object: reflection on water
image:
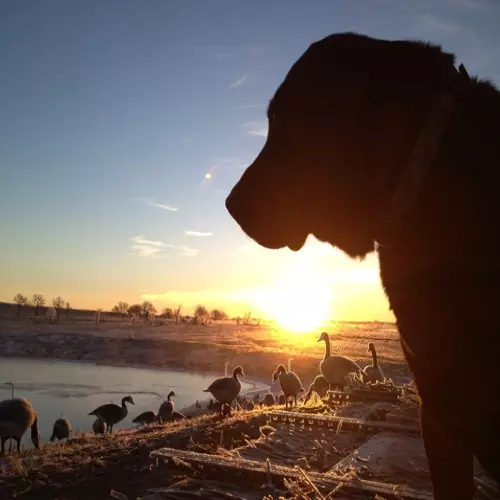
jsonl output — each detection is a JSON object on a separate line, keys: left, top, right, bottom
{"left": 0, "top": 357, "right": 256, "bottom": 445}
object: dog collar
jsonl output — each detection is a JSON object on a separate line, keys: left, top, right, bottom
{"left": 377, "top": 63, "right": 471, "bottom": 248}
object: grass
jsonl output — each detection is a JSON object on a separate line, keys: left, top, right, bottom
{"left": 0, "top": 316, "right": 409, "bottom": 386}
{"left": 0, "top": 315, "right": 413, "bottom": 499}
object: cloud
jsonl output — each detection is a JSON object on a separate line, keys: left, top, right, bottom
{"left": 130, "top": 235, "right": 172, "bottom": 257}
{"left": 131, "top": 236, "right": 169, "bottom": 248}
{"left": 130, "top": 236, "right": 197, "bottom": 258}
{"left": 418, "top": 14, "right": 461, "bottom": 34}
{"left": 187, "top": 44, "right": 269, "bottom": 61}
{"left": 229, "top": 74, "right": 248, "bottom": 88}
{"left": 149, "top": 203, "right": 179, "bottom": 212}
{"left": 447, "top": 0, "right": 491, "bottom": 10}
{"left": 178, "top": 246, "right": 199, "bottom": 257}
{"left": 140, "top": 287, "right": 268, "bottom": 315}
{"left": 237, "top": 103, "right": 265, "bottom": 109}
{"left": 185, "top": 230, "right": 212, "bottom": 237}
{"left": 244, "top": 120, "right": 268, "bottom": 137}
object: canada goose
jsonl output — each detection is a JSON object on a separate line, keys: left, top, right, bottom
{"left": 244, "top": 400, "right": 255, "bottom": 411}
{"left": 277, "top": 393, "right": 286, "bottom": 405}
{"left": 88, "top": 395, "right": 134, "bottom": 434}
{"left": 50, "top": 417, "right": 71, "bottom": 442}
{"left": 317, "top": 332, "right": 363, "bottom": 391}
{"left": 253, "top": 393, "right": 260, "bottom": 403}
{"left": 363, "top": 342, "right": 385, "bottom": 383}
{"left": 93, "top": 418, "right": 105, "bottom": 434}
{"left": 195, "top": 400, "right": 202, "bottom": 409}
{"left": 273, "top": 364, "right": 305, "bottom": 409}
{"left": 208, "top": 398, "right": 221, "bottom": 414}
{"left": 0, "top": 398, "right": 40, "bottom": 454}
{"left": 263, "top": 392, "right": 275, "bottom": 407}
{"left": 203, "top": 366, "right": 244, "bottom": 417}
{"left": 221, "top": 403, "right": 231, "bottom": 418}
{"left": 304, "top": 375, "right": 330, "bottom": 403}
{"left": 158, "top": 391, "right": 176, "bottom": 423}
{"left": 132, "top": 411, "right": 158, "bottom": 425}
{"left": 172, "top": 411, "right": 187, "bottom": 420}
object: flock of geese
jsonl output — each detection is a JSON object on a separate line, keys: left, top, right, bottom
{"left": 0, "top": 332, "right": 384, "bottom": 455}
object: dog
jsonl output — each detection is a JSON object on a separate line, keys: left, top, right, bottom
{"left": 226, "top": 32, "right": 500, "bottom": 500}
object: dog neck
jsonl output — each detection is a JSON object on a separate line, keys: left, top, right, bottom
{"left": 377, "top": 64, "right": 471, "bottom": 248}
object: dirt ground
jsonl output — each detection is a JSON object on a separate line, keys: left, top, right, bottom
{"left": 0, "top": 315, "right": 410, "bottom": 386}
{"left": 0, "top": 315, "right": 415, "bottom": 499}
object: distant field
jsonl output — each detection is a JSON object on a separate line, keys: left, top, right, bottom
{"left": 0, "top": 306, "right": 408, "bottom": 386}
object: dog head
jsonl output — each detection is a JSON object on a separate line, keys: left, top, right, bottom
{"left": 226, "top": 32, "right": 455, "bottom": 257}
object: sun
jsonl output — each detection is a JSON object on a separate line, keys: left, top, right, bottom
{"left": 258, "top": 264, "right": 333, "bottom": 334}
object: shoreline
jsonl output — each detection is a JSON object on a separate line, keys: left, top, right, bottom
{"left": 0, "top": 354, "right": 272, "bottom": 416}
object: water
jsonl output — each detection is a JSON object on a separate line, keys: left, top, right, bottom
{"left": 0, "top": 357, "right": 260, "bottom": 444}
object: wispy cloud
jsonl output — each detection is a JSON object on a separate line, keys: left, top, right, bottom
{"left": 185, "top": 230, "right": 212, "bottom": 237}
{"left": 187, "top": 44, "right": 269, "bottom": 61}
{"left": 244, "top": 120, "right": 268, "bottom": 137}
{"left": 237, "top": 103, "right": 265, "bottom": 109}
{"left": 149, "top": 203, "right": 179, "bottom": 212}
{"left": 130, "top": 236, "right": 198, "bottom": 258}
{"left": 132, "top": 236, "right": 168, "bottom": 248}
{"left": 130, "top": 235, "right": 172, "bottom": 258}
{"left": 418, "top": 13, "right": 461, "bottom": 34}
{"left": 179, "top": 246, "right": 199, "bottom": 257}
{"left": 229, "top": 74, "right": 248, "bottom": 88}
{"left": 447, "top": 0, "right": 491, "bottom": 10}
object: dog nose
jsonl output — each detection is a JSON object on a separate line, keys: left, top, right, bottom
{"left": 225, "top": 187, "right": 246, "bottom": 222}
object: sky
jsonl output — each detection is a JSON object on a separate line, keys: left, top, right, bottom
{"left": 1, "top": 0, "right": 499, "bottom": 322}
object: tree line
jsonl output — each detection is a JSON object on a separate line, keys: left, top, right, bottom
{"left": 111, "top": 301, "right": 228, "bottom": 323}
{"left": 11, "top": 294, "right": 234, "bottom": 324}
{"left": 12, "top": 293, "right": 70, "bottom": 317}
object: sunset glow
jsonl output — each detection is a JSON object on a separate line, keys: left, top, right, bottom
{"left": 256, "top": 262, "right": 334, "bottom": 333}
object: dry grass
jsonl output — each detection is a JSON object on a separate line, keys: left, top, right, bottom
{"left": 0, "top": 409, "right": 273, "bottom": 499}
{"left": 0, "top": 316, "right": 409, "bottom": 386}
{"left": 0, "top": 315, "right": 413, "bottom": 499}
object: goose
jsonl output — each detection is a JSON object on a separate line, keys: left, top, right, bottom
{"left": 363, "top": 342, "right": 385, "bottom": 383}
{"left": 304, "top": 375, "right": 330, "bottom": 403}
{"left": 244, "top": 400, "right": 255, "bottom": 411}
{"left": 132, "top": 411, "right": 158, "bottom": 425}
{"left": 158, "top": 391, "right": 176, "bottom": 423}
{"left": 317, "top": 332, "right": 363, "bottom": 392}
{"left": 92, "top": 418, "right": 106, "bottom": 434}
{"left": 195, "top": 400, "right": 202, "bottom": 409}
{"left": 203, "top": 366, "right": 244, "bottom": 417}
{"left": 172, "top": 411, "right": 187, "bottom": 420}
{"left": 50, "top": 417, "right": 71, "bottom": 442}
{"left": 263, "top": 392, "right": 275, "bottom": 407}
{"left": 208, "top": 398, "right": 222, "bottom": 414}
{"left": 88, "top": 395, "right": 134, "bottom": 434}
{"left": 277, "top": 393, "right": 286, "bottom": 405}
{"left": 221, "top": 403, "right": 231, "bottom": 418}
{"left": 0, "top": 398, "right": 40, "bottom": 454}
{"left": 272, "top": 364, "right": 305, "bottom": 409}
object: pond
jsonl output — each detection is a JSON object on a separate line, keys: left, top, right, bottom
{"left": 0, "top": 357, "right": 262, "bottom": 445}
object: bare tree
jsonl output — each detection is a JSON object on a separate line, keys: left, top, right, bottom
{"left": 112, "top": 301, "right": 129, "bottom": 317}
{"left": 32, "top": 294, "right": 45, "bottom": 316}
{"left": 211, "top": 309, "right": 228, "bottom": 321}
{"left": 194, "top": 304, "right": 208, "bottom": 318}
{"left": 141, "top": 301, "right": 156, "bottom": 316}
{"left": 242, "top": 311, "right": 252, "bottom": 325}
{"left": 52, "top": 296, "right": 65, "bottom": 318}
{"left": 13, "top": 293, "right": 28, "bottom": 316}
{"left": 128, "top": 304, "right": 142, "bottom": 315}
{"left": 162, "top": 307, "right": 174, "bottom": 319}
{"left": 174, "top": 304, "right": 182, "bottom": 325}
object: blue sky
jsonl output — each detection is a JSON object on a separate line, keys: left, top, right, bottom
{"left": 1, "top": 0, "right": 499, "bottom": 319}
